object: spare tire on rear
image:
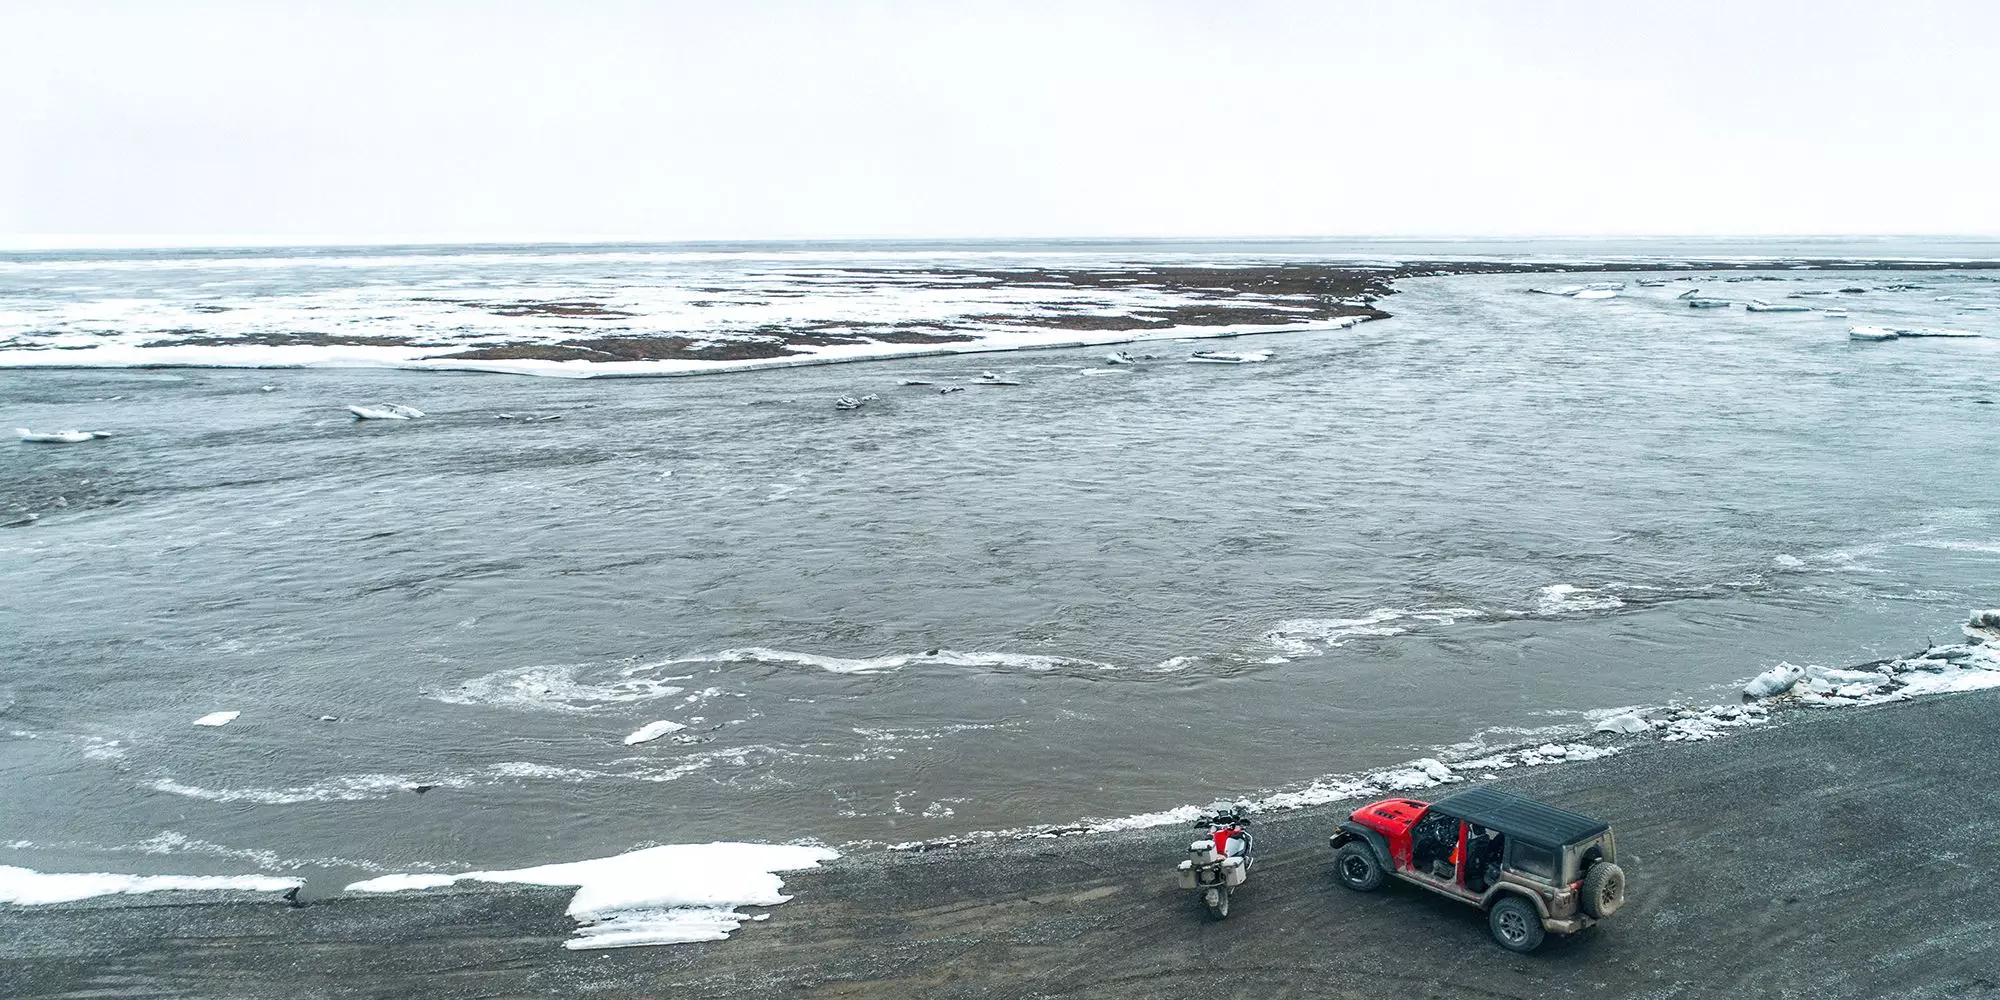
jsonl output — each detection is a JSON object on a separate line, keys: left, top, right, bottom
{"left": 1581, "top": 861, "right": 1626, "bottom": 918}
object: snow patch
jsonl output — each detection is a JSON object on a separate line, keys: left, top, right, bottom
{"left": 0, "top": 865, "right": 301, "bottom": 905}
{"left": 344, "top": 842, "right": 837, "bottom": 950}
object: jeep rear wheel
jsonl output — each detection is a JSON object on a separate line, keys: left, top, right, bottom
{"left": 1334, "top": 842, "right": 1385, "bottom": 892}
{"left": 1488, "top": 896, "right": 1545, "bottom": 953}
{"left": 1581, "top": 861, "right": 1626, "bottom": 918}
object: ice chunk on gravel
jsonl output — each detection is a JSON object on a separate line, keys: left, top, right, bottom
{"left": 1743, "top": 665, "right": 1806, "bottom": 698}
{"left": 1594, "top": 713, "right": 1651, "bottom": 734}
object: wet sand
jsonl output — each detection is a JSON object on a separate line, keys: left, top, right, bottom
{"left": 8, "top": 689, "right": 1999, "bottom": 999}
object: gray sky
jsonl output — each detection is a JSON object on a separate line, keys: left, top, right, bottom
{"left": 3, "top": 0, "right": 1997, "bottom": 244}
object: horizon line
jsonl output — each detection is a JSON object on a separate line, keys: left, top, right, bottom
{"left": 5, "top": 233, "right": 2000, "bottom": 253}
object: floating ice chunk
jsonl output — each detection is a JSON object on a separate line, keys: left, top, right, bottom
{"left": 192, "top": 710, "right": 240, "bottom": 727}
{"left": 1849, "top": 326, "right": 1899, "bottom": 341}
{"left": 898, "top": 379, "right": 934, "bottom": 386}
{"left": 1743, "top": 664, "right": 1806, "bottom": 698}
{"left": 1773, "top": 554, "right": 1805, "bottom": 568}
{"left": 1969, "top": 609, "right": 2000, "bottom": 632}
{"left": 1594, "top": 713, "right": 1651, "bottom": 734}
{"left": 1687, "top": 298, "right": 1732, "bottom": 308}
{"left": 1188, "top": 350, "right": 1272, "bottom": 364}
{"left": 622, "top": 720, "right": 688, "bottom": 745}
{"left": 833, "top": 395, "right": 862, "bottom": 410}
{"left": 348, "top": 403, "right": 424, "bottom": 420}
{"left": 1745, "top": 300, "right": 1812, "bottom": 312}
{"left": 1104, "top": 351, "right": 1135, "bottom": 364}
{"left": 0, "top": 866, "right": 303, "bottom": 905}
{"left": 16, "top": 428, "right": 110, "bottom": 443}
{"left": 1895, "top": 327, "right": 1979, "bottom": 338}
{"left": 345, "top": 873, "right": 459, "bottom": 893}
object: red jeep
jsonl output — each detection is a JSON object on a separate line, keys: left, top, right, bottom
{"left": 1328, "top": 785, "right": 1626, "bottom": 952}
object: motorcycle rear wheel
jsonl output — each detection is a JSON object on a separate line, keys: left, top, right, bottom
{"left": 1203, "top": 885, "right": 1230, "bottom": 920}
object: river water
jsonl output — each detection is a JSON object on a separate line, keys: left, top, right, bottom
{"left": 2, "top": 241, "right": 1996, "bottom": 890}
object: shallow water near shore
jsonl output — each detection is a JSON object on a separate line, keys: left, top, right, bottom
{"left": 3, "top": 245, "right": 1998, "bottom": 892}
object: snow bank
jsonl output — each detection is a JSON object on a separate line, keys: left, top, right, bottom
{"left": 0, "top": 865, "right": 301, "bottom": 905}
{"left": 344, "top": 842, "right": 838, "bottom": 950}
{"left": 192, "top": 710, "right": 240, "bottom": 727}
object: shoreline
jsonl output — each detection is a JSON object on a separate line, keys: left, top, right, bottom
{"left": 3, "top": 257, "right": 1994, "bottom": 379}
{"left": 8, "top": 686, "right": 1998, "bottom": 998}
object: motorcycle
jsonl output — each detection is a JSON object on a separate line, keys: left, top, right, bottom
{"left": 1176, "top": 802, "right": 1254, "bottom": 919}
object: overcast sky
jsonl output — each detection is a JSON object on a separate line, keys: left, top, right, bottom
{"left": 3, "top": 0, "right": 1997, "bottom": 244}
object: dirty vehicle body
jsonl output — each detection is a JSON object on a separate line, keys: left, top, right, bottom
{"left": 1328, "top": 786, "right": 1626, "bottom": 952}
{"left": 1176, "top": 802, "right": 1254, "bottom": 920}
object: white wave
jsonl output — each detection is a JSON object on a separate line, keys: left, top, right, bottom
{"left": 1904, "top": 539, "right": 2000, "bottom": 555}
{"left": 678, "top": 647, "right": 1114, "bottom": 674}
{"left": 0, "top": 865, "right": 301, "bottom": 905}
{"left": 430, "top": 662, "right": 690, "bottom": 712}
{"left": 1261, "top": 607, "right": 1481, "bottom": 656}
{"left": 1535, "top": 584, "right": 1625, "bottom": 614}
{"left": 147, "top": 773, "right": 468, "bottom": 804}
{"left": 343, "top": 842, "right": 837, "bottom": 950}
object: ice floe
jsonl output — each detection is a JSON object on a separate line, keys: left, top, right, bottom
{"left": 347, "top": 403, "right": 424, "bottom": 420}
{"left": 1188, "top": 349, "right": 1272, "bottom": 364}
{"left": 622, "top": 719, "right": 688, "bottom": 745}
{"left": 16, "top": 428, "right": 111, "bottom": 443}
{"left": 1745, "top": 300, "right": 1812, "bottom": 312}
{"left": 342, "top": 842, "right": 837, "bottom": 950}
{"left": 192, "top": 710, "right": 240, "bottom": 727}
{"left": 0, "top": 865, "right": 302, "bottom": 905}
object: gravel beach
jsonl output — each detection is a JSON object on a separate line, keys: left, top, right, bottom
{"left": 8, "top": 688, "right": 1998, "bottom": 999}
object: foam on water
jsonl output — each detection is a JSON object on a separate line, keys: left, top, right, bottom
{"left": 1535, "top": 584, "right": 1626, "bottom": 614}
{"left": 430, "top": 663, "right": 690, "bottom": 712}
{"left": 1261, "top": 607, "right": 1483, "bottom": 656}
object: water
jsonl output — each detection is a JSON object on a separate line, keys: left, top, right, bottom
{"left": 3, "top": 241, "right": 1997, "bottom": 890}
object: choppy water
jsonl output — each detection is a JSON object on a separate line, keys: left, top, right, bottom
{"left": 3, "top": 241, "right": 1997, "bottom": 891}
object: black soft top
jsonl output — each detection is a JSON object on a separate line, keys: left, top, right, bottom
{"left": 1430, "top": 786, "right": 1609, "bottom": 848}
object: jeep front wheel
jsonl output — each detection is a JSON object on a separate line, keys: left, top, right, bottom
{"left": 1581, "top": 861, "right": 1626, "bottom": 918}
{"left": 1333, "top": 842, "right": 1385, "bottom": 891}
{"left": 1488, "top": 896, "right": 1546, "bottom": 953}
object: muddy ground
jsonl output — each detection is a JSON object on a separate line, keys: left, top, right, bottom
{"left": 7, "top": 689, "right": 2000, "bottom": 999}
